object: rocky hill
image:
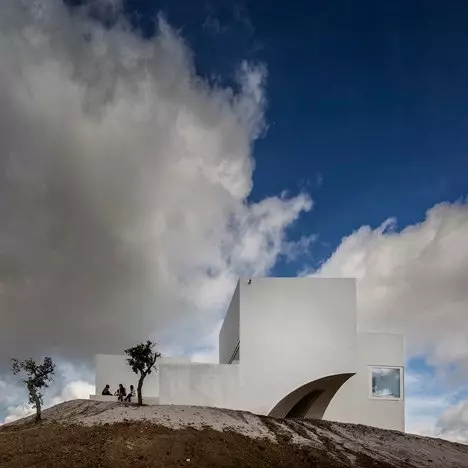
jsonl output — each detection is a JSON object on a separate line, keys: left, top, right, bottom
{"left": 1, "top": 399, "right": 467, "bottom": 467}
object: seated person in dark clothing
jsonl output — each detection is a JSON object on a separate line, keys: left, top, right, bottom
{"left": 101, "top": 384, "right": 112, "bottom": 396}
{"left": 124, "top": 385, "right": 135, "bottom": 402}
{"left": 115, "top": 383, "right": 126, "bottom": 401}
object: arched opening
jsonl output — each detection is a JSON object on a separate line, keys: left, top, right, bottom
{"left": 268, "top": 373, "right": 354, "bottom": 419}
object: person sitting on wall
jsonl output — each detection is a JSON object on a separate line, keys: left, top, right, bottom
{"left": 101, "top": 384, "right": 112, "bottom": 396}
{"left": 124, "top": 385, "right": 135, "bottom": 403}
{"left": 115, "top": 383, "right": 126, "bottom": 402}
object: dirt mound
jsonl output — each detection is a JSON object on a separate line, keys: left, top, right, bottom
{"left": 1, "top": 400, "right": 467, "bottom": 468}
{"left": 0, "top": 422, "right": 329, "bottom": 468}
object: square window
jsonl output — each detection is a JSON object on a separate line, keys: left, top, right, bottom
{"left": 369, "top": 366, "right": 403, "bottom": 400}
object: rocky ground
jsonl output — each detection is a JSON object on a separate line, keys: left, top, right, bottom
{"left": 0, "top": 399, "right": 467, "bottom": 467}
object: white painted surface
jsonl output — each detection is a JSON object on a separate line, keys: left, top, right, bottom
{"left": 94, "top": 354, "right": 190, "bottom": 399}
{"left": 89, "top": 394, "right": 159, "bottom": 405}
{"left": 92, "top": 277, "right": 405, "bottom": 432}
{"left": 219, "top": 282, "right": 239, "bottom": 364}
{"left": 238, "top": 277, "right": 358, "bottom": 415}
{"left": 324, "top": 333, "right": 405, "bottom": 431}
{"left": 159, "top": 363, "right": 241, "bottom": 409}
{"left": 95, "top": 354, "right": 149, "bottom": 397}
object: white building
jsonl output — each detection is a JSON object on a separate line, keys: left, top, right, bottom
{"left": 90, "top": 277, "right": 405, "bottom": 431}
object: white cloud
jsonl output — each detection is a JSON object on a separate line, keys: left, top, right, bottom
{"left": 309, "top": 200, "right": 468, "bottom": 441}
{"left": 1, "top": 360, "right": 95, "bottom": 424}
{"left": 2, "top": 380, "right": 95, "bottom": 424}
{"left": 436, "top": 399, "right": 468, "bottom": 443}
{"left": 405, "top": 392, "right": 452, "bottom": 439}
{"left": 0, "top": 0, "right": 311, "bottom": 373}
{"left": 3, "top": 404, "right": 35, "bottom": 424}
{"left": 0, "top": 0, "right": 313, "bottom": 422}
{"left": 312, "top": 201, "right": 468, "bottom": 370}
{"left": 406, "top": 416, "right": 439, "bottom": 439}
{"left": 190, "top": 348, "right": 220, "bottom": 363}
{"left": 407, "top": 395, "right": 468, "bottom": 444}
{"left": 50, "top": 380, "right": 95, "bottom": 406}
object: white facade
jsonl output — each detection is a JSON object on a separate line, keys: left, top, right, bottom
{"left": 90, "top": 277, "right": 405, "bottom": 431}
{"left": 93, "top": 355, "right": 191, "bottom": 405}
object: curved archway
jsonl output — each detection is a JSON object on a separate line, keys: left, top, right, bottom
{"left": 268, "top": 373, "right": 354, "bottom": 419}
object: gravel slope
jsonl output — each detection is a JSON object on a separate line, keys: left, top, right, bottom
{"left": 1, "top": 399, "right": 467, "bottom": 468}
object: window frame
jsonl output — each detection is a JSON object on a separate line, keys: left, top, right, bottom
{"left": 368, "top": 365, "right": 404, "bottom": 401}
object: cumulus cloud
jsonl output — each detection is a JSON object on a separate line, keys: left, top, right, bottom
{"left": 1, "top": 358, "right": 95, "bottom": 424}
{"left": 436, "top": 399, "right": 468, "bottom": 443}
{"left": 0, "top": 0, "right": 311, "bottom": 374}
{"left": 404, "top": 366, "right": 459, "bottom": 440}
{"left": 50, "top": 380, "right": 95, "bottom": 406}
{"left": 2, "top": 378, "right": 95, "bottom": 424}
{"left": 2, "top": 404, "right": 34, "bottom": 425}
{"left": 307, "top": 200, "right": 468, "bottom": 440}
{"left": 310, "top": 201, "right": 468, "bottom": 373}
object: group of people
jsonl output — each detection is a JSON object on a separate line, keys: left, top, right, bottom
{"left": 101, "top": 383, "right": 136, "bottom": 402}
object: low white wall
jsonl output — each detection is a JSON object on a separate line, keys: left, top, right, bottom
{"left": 89, "top": 394, "right": 159, "bottom": 405}
{"left": 324, "top": 333, "right": 405, "bottom": 431}
{"left": 159, "top": 363, "right": 241, "bottom": 409}
{"left": 95, "top": 354, "right": 190, "bottom": 398}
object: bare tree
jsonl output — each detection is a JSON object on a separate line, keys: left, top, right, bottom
{"left": 11, "top": 357, "right": 55, "bottom": 423}
{"left": 124, "top": 340, "right": 161, "bottom": 405}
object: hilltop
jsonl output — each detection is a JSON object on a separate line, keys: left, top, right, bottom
{"left": 1, "top": 399, "right": 467, "bottom": 467}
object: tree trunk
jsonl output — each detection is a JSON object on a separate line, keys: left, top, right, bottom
{"left": 28, "top": 385, "right": 42, "bottom": 423}
{"left": 34, "top": 399, "right": 42, "bottom": 423}
{"left": 137, "top": 375, "right": 145, "bottom": 406}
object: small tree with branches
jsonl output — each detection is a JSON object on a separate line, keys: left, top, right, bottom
{"left": 124, "top": 340, "right": 161, "bottom": 406}
{"left": 11, "top": 357, "right": 55, "bottom": 423}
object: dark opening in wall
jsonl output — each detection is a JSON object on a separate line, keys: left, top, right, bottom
{"left": 229, "top": 342, "right": 240, "bottom": 363}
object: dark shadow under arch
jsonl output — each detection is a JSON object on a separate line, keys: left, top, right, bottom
{"left": 268, "top": 373, "right": 354, "bottom": 419}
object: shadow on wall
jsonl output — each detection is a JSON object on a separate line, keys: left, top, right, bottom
{"left": 269, "top": 373, "right": 354, "bottom": 419}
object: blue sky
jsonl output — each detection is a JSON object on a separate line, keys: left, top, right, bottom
{"left": 103, "top": 0, "right": 468, "bottom": 436}
{"left": 103, "top": 0, "right": 468, "bottom": 435}
{"left": 0, "top": 0, "right": 467, "bottom": 438}
{"left": 91, "top": 0, "right": 468, "bottom": 272}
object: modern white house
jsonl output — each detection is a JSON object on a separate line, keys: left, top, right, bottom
{"left": 90, "top": 277, "right": 405, "bottom": 431}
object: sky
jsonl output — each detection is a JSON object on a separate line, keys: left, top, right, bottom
{"left": 0, "top": 0, "right": 467, "bottom": 442}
